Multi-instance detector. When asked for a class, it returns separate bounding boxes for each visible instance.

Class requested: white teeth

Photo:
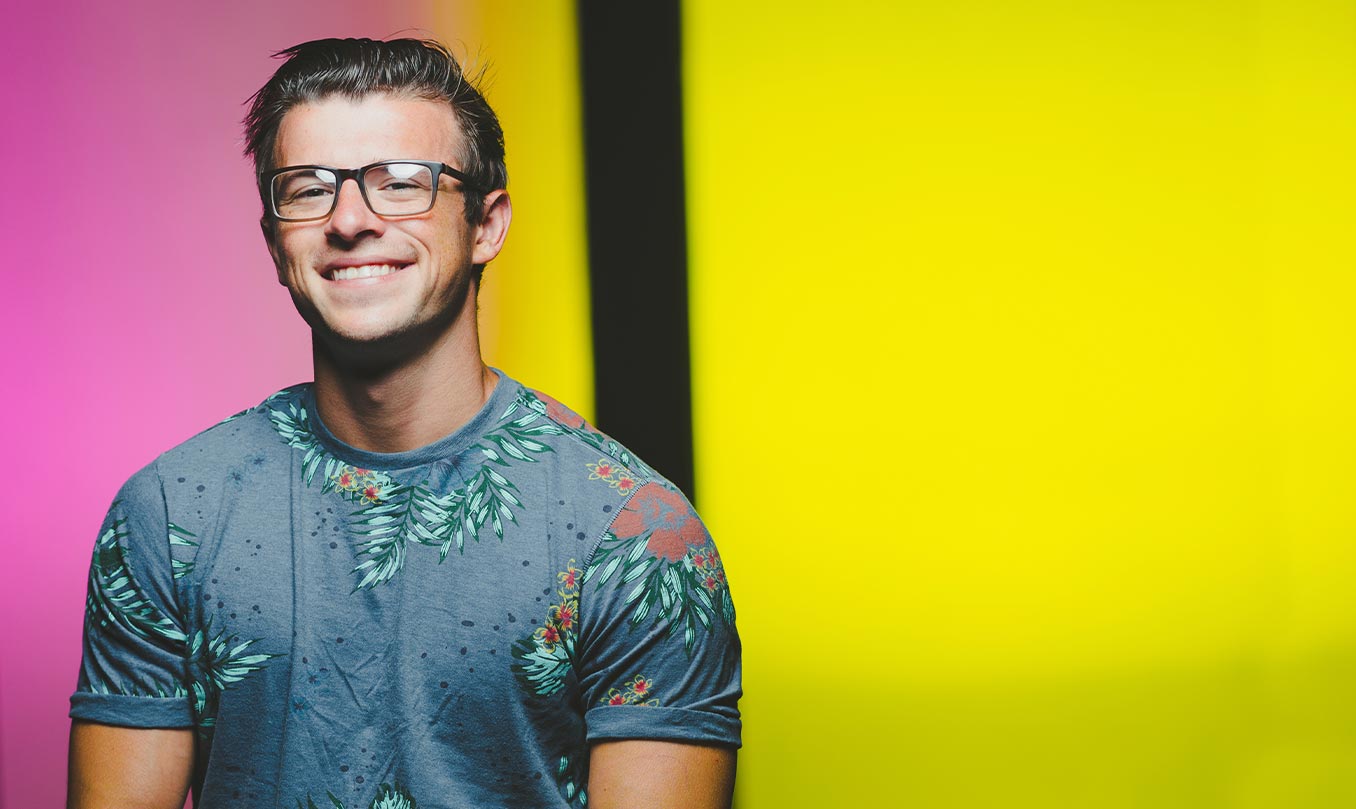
[330,264,403,281]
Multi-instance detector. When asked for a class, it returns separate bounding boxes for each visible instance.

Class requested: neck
[310,296,496,454]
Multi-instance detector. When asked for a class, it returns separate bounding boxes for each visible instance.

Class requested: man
[69,38,740,809]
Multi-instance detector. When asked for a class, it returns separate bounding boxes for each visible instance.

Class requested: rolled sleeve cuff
[69,692,195,729]
[586,705,741,748]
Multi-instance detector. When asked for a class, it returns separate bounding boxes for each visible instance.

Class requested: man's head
[245,38,506,226]
[245,38,512,356]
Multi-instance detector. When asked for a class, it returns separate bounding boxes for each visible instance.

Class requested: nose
[324,178,385,241]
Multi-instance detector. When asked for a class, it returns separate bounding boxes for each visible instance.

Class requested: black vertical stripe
[577,0,696,500]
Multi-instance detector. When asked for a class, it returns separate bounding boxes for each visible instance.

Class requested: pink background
[1,3,429,804]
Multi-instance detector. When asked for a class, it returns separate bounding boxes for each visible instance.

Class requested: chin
[315,313,448,360]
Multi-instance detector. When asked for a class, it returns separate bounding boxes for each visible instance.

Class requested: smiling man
[68,38,740,809]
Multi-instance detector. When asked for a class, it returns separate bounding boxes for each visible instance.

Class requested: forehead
[273,93,461,168]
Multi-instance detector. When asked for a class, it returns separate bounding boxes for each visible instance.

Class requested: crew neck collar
[301,367,518,472]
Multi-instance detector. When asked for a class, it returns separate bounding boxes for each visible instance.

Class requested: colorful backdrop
[3,1,1355,807]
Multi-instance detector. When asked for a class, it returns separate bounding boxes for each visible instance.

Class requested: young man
[68,38,740,809]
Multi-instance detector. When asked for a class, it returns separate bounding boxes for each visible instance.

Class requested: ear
[470,190,512,266]
[260,216,287,285]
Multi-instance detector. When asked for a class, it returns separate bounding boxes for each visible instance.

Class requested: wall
[684,1,1356,806]
[4,2,1354,806]
[0,3,588,806]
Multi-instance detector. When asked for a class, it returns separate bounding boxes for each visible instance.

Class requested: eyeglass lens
[272,163,436,219]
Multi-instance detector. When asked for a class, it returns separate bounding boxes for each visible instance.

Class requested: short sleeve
[576,482,741,747]
[70,461,194,728]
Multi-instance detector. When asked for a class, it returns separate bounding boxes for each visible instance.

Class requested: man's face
[262,93,500,349]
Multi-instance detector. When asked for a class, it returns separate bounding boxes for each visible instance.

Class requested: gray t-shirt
[71,369,740,809]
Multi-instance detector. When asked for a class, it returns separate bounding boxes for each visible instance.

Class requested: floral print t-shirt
[71,369,741,809]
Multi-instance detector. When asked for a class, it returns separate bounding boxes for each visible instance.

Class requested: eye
[276,169,337,203]
[369,163,433,194]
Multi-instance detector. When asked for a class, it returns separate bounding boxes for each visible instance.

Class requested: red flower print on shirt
[552,602,577,633]
[558,565,580,590]
[534,390,587,430]
[610,484,706,562]
[587,460,617,481]
[600,675,660,707]
[602,674,664,704]
[614,476,636,494]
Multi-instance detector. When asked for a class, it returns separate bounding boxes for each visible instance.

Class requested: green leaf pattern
[86,509,187,644]
[187,619,280,732]
[584,486,735,653]
[511,561,582,697]
[298,782,416,809]
[169,522,198,580]
[268,390,560,590]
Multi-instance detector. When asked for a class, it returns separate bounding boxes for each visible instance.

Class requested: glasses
[261,160,482,222]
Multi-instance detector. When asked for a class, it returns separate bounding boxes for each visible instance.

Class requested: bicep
[588,740,736,809]
[68,720,194,809]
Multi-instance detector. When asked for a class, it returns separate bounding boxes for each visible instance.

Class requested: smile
[324,263,410,281]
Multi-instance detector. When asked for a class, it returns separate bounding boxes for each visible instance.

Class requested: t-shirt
[71,369,741,809]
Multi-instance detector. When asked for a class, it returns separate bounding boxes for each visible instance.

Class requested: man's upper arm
[71,463,194,726]
[68,721,194,809]
[69,464,197,807]
[576,481,743,802]
[588,740,736,809]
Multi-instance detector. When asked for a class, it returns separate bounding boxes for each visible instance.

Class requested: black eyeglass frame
[260,159,484,222]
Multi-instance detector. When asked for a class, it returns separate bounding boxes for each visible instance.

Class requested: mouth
[322,262,412,281]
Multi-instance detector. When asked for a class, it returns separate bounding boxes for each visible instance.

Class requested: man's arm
[588,740,736,809]
[68,721,194,809]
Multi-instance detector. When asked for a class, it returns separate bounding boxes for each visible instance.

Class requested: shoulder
[117,385,313,516]
[153,384,310,472]
[512,384,657,484]
[502,381,707,553]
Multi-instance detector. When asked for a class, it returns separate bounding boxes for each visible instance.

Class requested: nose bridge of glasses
[311,172,375,230]
[334,171,376,216]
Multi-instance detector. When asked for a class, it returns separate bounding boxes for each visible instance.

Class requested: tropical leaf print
[368,784,418,809]
[510,563,590,806]
[86,678,188,700]
[86,510,187,643]
[299,783,416,809]
[511,561,582,697]
[268,399,340,487]
[557,755,587,807]
[346,481,448,591]
[516,390,656,478]
[586,484,735,651]
[343,460,539,590]
[187,619,280,731]
[168,522,198,580]
[268,387,558,590]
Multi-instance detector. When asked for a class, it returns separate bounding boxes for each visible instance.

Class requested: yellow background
[433,1,596,415]
[439,0,1356,805]
[684,1,1356,806]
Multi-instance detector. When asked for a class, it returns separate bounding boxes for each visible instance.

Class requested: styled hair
[243,37,507,225]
